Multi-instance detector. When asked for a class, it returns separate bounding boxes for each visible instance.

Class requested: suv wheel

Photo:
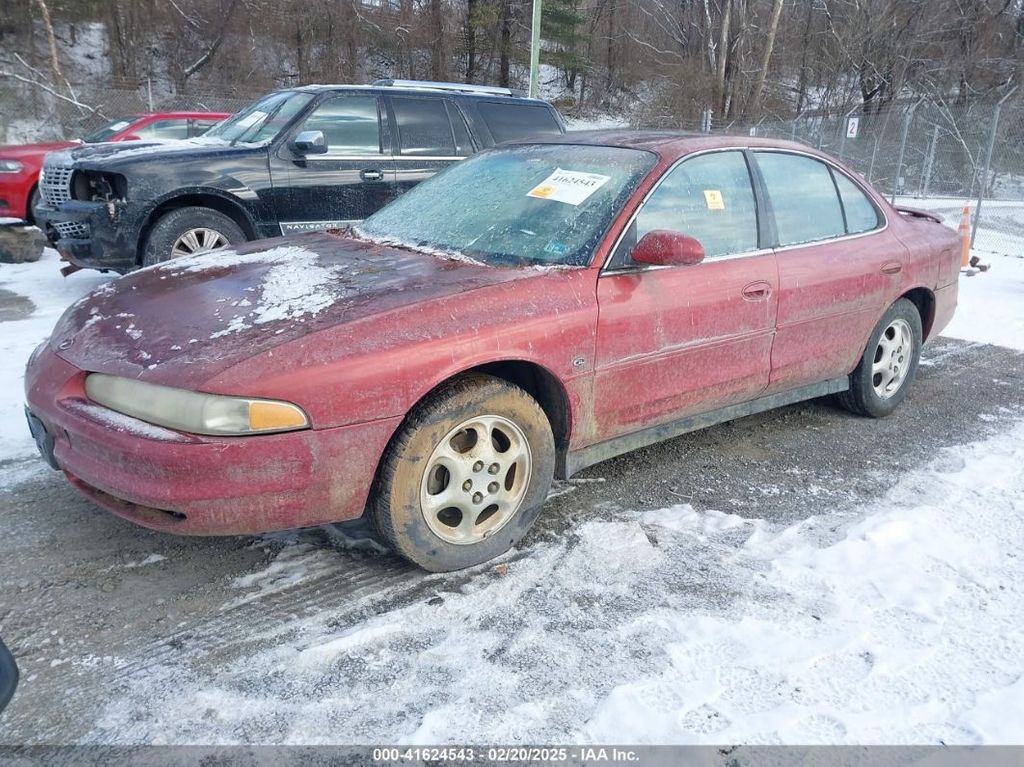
[838,298,923,418]
[142,206,246,267]
[371,374,555,572]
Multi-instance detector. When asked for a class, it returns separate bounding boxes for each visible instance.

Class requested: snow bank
[0,250,111,461]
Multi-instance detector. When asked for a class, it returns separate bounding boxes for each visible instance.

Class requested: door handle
[360,169,384,182]
[741,281,773,301]
[881,261,903,275]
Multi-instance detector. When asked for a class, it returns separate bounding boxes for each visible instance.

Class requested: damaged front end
[35,160,147,274]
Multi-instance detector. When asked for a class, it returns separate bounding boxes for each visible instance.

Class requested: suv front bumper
[34,198,152,273]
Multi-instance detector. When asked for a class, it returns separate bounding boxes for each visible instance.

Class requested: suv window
[832,169,881,234]
[756,152,846,246]
[134,119,190,140]
[392,97,456,156]
[622,150,759,262]
[477,102,563,143]
[298,95,382,155]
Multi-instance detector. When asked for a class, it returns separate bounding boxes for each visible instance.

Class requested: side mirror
[0,638,18,715]
[630,230,705,267]
[292,130,328,155]
[121,133,142,141]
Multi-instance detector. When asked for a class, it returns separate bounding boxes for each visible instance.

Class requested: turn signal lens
[248,401,308,432]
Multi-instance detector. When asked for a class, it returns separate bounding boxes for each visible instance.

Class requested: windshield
[82,117,138,143]
[204,91,314,144]
[356,144,655,267]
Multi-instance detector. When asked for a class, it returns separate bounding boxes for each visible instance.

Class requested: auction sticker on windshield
[527,168,611,206]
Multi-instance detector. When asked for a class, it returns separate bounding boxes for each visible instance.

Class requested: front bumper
[24,345,402,536]
[34,198,149,273]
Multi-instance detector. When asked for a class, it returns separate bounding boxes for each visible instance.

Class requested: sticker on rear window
[703,190,725,210]
[527,168,611,206]
[108,121,131,132]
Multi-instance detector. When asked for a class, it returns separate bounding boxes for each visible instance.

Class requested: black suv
[35,80,565,273]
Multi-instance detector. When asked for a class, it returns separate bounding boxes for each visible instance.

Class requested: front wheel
[141,206,246,267]
[838,298,923,418]
[371,374,555,572]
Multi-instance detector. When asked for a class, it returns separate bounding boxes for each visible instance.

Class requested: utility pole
[529,0,542,98]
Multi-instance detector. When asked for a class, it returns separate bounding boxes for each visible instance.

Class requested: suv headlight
[0,160,24,174]
[84,374,309,436]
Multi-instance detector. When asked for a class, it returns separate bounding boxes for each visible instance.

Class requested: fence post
[972,86,1018,247]
[921,124,938,197]
[890,99,923,205]
[838,105,858,161]
[147,78,154,112]
[790,117,798,140]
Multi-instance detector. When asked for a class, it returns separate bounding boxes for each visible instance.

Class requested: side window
[134,119,190,140]
[756,152,845,246]
[297,96,381,155]
[477,102,563,144]
[628,151,759,260]
[832,170,881,234]
[392,97,455,156]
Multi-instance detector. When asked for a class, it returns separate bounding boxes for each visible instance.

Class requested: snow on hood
[49,232,533,388]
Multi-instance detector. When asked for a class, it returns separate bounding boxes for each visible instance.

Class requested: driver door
[592,150,779,443]
[274,94,398,232]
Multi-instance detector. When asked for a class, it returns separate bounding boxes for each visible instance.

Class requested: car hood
[51,232,537,388]
[0,140,78,159]
[56,137,247,168]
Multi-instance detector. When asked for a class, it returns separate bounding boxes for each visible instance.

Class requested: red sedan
[24,132,961,571]
[0,112,229,222]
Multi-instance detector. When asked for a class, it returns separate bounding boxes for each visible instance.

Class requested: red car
[0,112,229,222]
[25,132,961,571]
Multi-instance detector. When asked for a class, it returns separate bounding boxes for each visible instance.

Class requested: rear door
[592,150,778,442]
[753,151,897,392]
[275,93,397,232]
[386,96,474,199]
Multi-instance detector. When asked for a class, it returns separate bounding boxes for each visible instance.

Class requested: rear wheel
[141,206,245,267]
[838,298,922,418]
[371,374,555,572]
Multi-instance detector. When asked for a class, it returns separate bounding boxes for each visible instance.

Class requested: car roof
[523,130,824,160]
[285,83,550,104]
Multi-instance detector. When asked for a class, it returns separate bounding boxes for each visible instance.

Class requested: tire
[838,298,923,418]
[371,373,556,572]
[27,186,41,224]
[141,206,246,267]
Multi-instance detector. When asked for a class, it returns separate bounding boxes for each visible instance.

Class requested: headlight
[84,373,309,436]
[0,160,24,174]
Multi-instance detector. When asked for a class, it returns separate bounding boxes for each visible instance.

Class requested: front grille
[40,163,74,206]
[54,221,89,239]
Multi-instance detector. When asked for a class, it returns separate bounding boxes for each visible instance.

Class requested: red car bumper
[24,346,401,535]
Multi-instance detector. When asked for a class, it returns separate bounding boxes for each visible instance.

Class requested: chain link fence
[0,78,260,145]
[728,93,1024,257]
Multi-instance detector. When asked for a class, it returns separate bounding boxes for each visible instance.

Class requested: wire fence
[728,94,1024,257]
[0,78,259,145]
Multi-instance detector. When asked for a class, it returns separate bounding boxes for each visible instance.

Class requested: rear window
[477,102,563,144]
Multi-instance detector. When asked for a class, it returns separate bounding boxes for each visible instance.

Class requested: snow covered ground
[91,422,1024,744]
[0,211,1022,744]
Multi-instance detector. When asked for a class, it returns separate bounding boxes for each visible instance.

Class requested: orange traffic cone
[958,205,971,268]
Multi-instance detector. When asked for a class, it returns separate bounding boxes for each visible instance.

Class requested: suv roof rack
[371,79,526,98]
